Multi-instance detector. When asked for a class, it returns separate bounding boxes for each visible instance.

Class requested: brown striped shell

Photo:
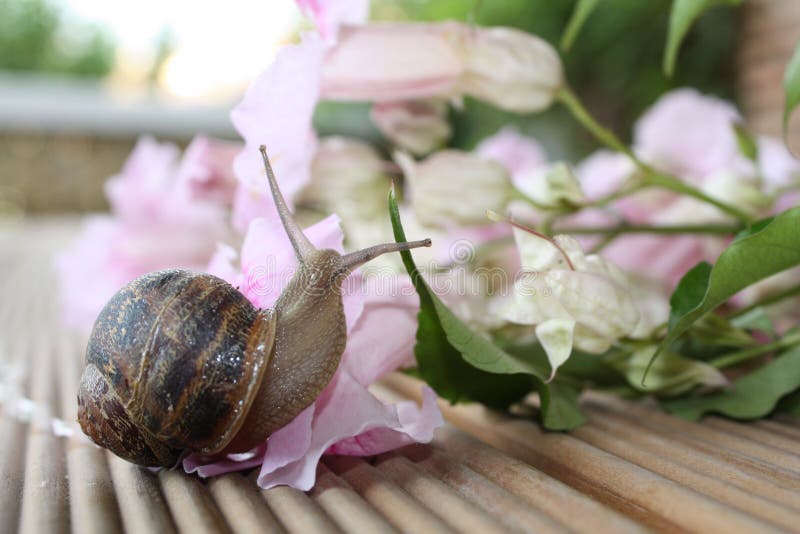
[75,146,432,469]
[77,269,275,466]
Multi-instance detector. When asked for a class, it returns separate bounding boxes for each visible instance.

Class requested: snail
[77,145,431,467]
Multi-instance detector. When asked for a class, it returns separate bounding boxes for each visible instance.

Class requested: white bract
[459,26,564,112]
[516,162,585,208]
[297,136,390,222]
[398,150,513,227]
[371,100,451,156]
[503,227,640,379]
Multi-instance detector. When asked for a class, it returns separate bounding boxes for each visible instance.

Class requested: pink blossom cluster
[572,89,800,287]
[56,136,237,329]
[56,0,800,489]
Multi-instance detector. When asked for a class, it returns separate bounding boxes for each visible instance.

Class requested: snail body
[77,147,430,467]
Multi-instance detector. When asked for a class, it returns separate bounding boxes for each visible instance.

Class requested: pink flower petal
[183,444,267,478]
[321,23,463,101]
[296,0,370,42]
[633,88,741,179]
[328,386,441,456]
[175,136,241,205]
[231,33,324,230]
[476,128,547,180]
[256,404,316,471]
[601,233,722,286]
[56,135,231,332]
[575,149,635,202]
[238,214,346,309]
[206,243,242,287]
[257,371,440,490]
[55,217,129,330]
[758,136,800,192]
[105,137,180,220]
[343,275,418,385]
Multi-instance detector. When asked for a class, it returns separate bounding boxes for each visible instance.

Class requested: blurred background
[0,0,794,216]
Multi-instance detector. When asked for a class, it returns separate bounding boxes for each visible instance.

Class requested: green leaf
[607,346,726,397]
[668,261,712,330]
[388,188,585,428]
[733,123,759,161]
[664,346,800,420]
[649,208,800,379]
[735,216,774,240]
[388,187,541,409]
[430,296,550,378]
[414,290,531,409]
[663,0,742,77]
[776,389,800,417]
[783,41,800,145]
[560,0,600,52]
[536,380,586,430]
[556,348,628,387]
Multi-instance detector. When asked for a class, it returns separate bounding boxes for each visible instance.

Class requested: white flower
[371,100,451,156]
[503,227,640,379]
[398,150,513,227]
[459,26,564,112]
[700,170,771,220]
[297,136,390,222]
[321,23,563,113]
[658,170,772,225]
[516,162,585,208]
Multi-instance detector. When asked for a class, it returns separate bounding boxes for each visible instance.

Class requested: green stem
[556,87,754,224]
[729,283,800,319]
[556,87,635,158]
[710,333,800,369]
[584,182,645,208]
[645,173,754,224]
[551,223,742,235]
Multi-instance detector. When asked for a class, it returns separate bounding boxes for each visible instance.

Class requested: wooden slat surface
[0,217,798,533]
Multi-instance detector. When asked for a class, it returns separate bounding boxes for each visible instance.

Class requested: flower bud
[321,23,464,101]
[700,170,772,221]
[607,346,727,396]
[656,170,772,225]
[298,136,390,222]
[321,23,563,113]
[459,26,563,112]
[397,150,513,227]
[371,100,451,156]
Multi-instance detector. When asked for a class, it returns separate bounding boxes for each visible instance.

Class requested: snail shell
[76,146,431,467]
[78,269,275,466]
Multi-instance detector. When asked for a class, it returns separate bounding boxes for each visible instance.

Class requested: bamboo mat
[1,217,799,534]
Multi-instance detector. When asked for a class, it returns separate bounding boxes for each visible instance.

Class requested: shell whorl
[78,269,275,466]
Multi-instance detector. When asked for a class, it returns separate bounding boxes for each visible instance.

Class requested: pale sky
[60,0,305,102]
